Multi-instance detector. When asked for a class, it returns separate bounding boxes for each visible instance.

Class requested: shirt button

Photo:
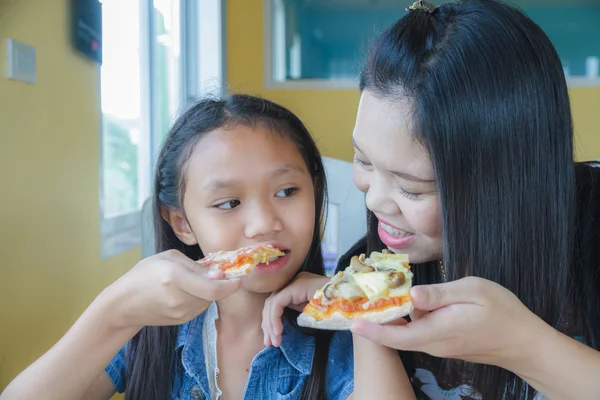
[190,385,204,400]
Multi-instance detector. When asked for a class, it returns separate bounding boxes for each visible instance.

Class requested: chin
[241,277,287,294]
[387,247,437,264]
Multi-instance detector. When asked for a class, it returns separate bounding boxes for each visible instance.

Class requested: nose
[244,199,283,239]
[365,174,400,216]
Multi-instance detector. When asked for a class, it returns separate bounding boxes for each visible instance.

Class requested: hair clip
[406,0,436,13]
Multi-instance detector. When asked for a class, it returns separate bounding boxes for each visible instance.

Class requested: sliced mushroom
[323,283,337,300]
[382,249,392,254]
[350,256,375,273]
[350,256,365,271]
[386,271,405,288]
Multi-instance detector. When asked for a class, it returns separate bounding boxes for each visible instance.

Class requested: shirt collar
[176,306,315,377]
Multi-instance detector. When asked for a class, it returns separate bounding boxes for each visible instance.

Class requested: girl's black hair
[124,94,330,400]
[359,0,599,398]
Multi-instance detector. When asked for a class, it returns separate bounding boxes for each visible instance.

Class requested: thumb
[350,320,414,350]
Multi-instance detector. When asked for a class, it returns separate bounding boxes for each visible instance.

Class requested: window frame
[100,0,226,259]
[262,0,600,90]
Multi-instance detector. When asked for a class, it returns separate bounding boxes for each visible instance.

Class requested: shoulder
[325,331,354,400]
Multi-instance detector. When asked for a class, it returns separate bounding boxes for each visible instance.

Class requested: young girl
[1,94,414,400]
[262,1,600,399]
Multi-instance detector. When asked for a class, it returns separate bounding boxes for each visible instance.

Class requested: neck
[216,289,269,336]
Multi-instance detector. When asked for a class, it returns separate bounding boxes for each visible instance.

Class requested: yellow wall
[226,0,600,163]
[0,0,138,393]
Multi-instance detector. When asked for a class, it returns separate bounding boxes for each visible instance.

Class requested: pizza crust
[297,301,413,331]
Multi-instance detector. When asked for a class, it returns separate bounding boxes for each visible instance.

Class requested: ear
[160,207,198,246]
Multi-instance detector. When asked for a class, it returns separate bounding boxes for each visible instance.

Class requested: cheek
[188,213,241,254]
[403,198,442,237]
[353,166,369,193]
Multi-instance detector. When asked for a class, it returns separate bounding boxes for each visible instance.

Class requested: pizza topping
[350,255,375,273]
[323,281,365,302]
[323,283,337,300]
[350,271,390,300]
[386,271,405,289]
[335,282,366,302]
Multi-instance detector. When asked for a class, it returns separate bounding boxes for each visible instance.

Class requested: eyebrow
[352,137,434,183]
[203,163,307,192]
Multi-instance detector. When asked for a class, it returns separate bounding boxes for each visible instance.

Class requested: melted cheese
[306,251,414,316]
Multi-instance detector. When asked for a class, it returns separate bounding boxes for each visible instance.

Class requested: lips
[255,251,290,274]
[376,218,416,249]
[379,221,413,237]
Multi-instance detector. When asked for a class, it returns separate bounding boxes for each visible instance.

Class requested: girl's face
[352,91,443,263]
[169,124,316,293]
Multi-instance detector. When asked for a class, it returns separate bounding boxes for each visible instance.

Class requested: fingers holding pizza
[262,271,330,347]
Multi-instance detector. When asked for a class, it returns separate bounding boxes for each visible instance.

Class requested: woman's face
[352,91,443,263]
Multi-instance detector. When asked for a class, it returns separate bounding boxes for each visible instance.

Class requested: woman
[262,0,600,398]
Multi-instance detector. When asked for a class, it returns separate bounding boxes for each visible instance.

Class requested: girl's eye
[399,187,422,200]
[353,155,372,168]
[275,187,298,198]
[215,200,241,210]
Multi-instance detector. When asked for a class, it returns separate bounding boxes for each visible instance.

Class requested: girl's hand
[262,271,329,347]
[103,250,242,331]
[351,277,544,370]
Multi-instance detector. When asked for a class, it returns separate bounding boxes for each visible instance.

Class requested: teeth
[380,222,411,237]
[268,256,281,262]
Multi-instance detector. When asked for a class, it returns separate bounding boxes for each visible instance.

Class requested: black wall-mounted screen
[72,0,102,64]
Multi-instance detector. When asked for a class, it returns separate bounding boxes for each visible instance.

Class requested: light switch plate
[6,38,36,84]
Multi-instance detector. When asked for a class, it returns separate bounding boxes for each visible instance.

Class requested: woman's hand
[262,271,329,347]
[351,277,545,370]
[103,249,242,331]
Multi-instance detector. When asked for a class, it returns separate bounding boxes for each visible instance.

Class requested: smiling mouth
[379,221,413,237]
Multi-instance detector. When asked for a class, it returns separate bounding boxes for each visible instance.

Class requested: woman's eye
[399,187,422,200]
[215,200,241,210]
[353,155,372,168]
[276,187,298,198]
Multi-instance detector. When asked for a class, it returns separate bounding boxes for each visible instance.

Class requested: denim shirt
[105,310,354,400]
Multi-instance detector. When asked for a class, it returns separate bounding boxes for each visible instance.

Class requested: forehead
[185,124,307,183]
[353,91,432,176]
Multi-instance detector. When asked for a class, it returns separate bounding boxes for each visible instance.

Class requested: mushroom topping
[386,271,405,289]
[323,283,337,300]
[350,255,375,272]
[382,249,392,254]
[358,253,374,266]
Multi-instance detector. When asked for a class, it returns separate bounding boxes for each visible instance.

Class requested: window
[265,0,600,89]
[100,0,225,258]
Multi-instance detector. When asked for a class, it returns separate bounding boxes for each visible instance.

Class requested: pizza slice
[197,244,285,279]
[297,250,413,330]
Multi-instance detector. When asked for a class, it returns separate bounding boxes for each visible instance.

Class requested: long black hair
[125,94,330,400]
[359,0,599,398]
